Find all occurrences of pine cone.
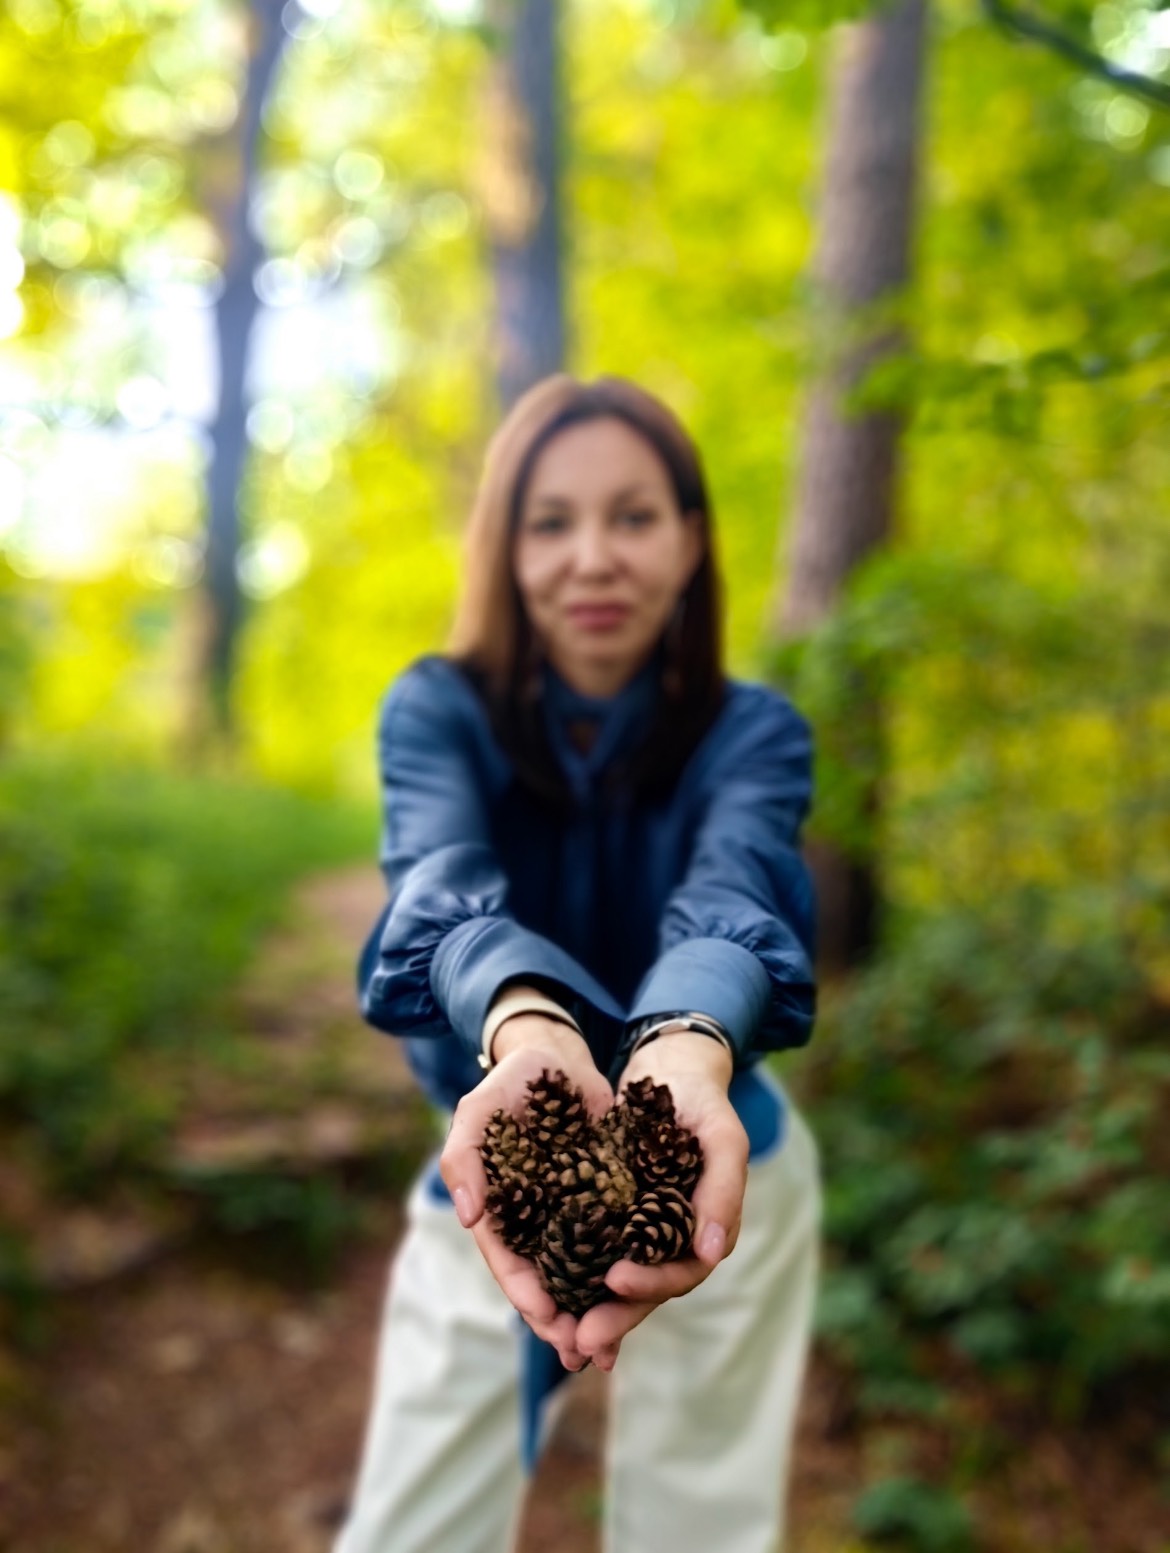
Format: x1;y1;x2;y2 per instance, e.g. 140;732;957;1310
537;1201;622;1317
481;1100;549;1255
598;1105;630;1159
482;1109;541;1189
630;1120;703;1198
547;1137;636;1214
621;1187;695;1265
524;1070;591;1155
618;1077;703;1199
485;1175;547;1257
620;1076;678;1130
478;1069;702;1309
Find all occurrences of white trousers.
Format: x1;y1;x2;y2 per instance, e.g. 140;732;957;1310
335;1097;821;1553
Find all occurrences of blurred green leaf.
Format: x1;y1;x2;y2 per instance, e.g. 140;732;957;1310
853;1476;975;1553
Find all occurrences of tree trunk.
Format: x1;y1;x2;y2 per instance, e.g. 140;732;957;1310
775;0;930;971
191;0;288;749
477;0;568;411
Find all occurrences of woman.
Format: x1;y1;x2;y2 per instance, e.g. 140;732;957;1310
337;374;821;1553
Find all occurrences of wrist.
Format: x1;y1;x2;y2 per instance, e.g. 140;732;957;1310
624;1029;734;1087
493;1012;592;1066
480;983;583;1071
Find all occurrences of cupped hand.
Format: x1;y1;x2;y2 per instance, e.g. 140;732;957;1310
439;1013;614;1369
468;1212;586;1367
576;1029;748;1370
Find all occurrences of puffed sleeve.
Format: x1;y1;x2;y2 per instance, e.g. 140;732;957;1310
621;689;817;1063
358;660;627;1059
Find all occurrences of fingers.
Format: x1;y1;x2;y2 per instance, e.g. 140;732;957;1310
578;1064;620;1121
470;1218;585;1366
589;1343;621;1373
604;1254;710;1302
690;1117;749;1266
577;1296;655;1356
440;1094;495;1225
575;1251;716;1364
471;1217;554;1328
549;1312;591;1372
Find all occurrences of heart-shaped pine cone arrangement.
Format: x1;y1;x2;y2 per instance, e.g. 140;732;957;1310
480;1069;704;1318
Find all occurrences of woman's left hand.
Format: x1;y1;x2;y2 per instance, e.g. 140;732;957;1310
575;1029;749;1370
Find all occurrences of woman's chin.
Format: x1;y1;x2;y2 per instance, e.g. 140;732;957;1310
550;640;659;695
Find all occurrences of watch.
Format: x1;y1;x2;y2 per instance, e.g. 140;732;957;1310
626;1011;733;1060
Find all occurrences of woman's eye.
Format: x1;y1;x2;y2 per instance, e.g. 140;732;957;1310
529;513;569;535
618;508;656;529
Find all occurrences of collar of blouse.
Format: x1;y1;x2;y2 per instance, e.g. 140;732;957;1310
540;649;662;794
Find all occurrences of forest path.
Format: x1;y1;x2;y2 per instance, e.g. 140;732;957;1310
0;865;856;1553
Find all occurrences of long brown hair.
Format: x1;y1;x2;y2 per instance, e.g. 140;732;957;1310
447;373;726;806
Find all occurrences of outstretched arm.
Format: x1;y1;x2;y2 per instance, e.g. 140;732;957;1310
579;691;817;1366
359;658;627;1055
617;689;817;1064
359;659;626;1365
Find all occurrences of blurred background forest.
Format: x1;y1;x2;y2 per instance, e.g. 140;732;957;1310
1;0;1169;1547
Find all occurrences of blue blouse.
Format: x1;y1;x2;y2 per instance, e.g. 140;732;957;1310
356;650;818;1467
357;651;817;1119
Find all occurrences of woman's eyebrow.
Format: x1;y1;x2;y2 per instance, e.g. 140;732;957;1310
531;483;655;510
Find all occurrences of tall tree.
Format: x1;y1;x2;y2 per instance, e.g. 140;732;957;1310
194;0;290;746
478;0;568;410
774;0;930;970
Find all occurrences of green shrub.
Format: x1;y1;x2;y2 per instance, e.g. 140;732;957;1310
768;543;1170;1421
805;895;1170;1417
0;754;371;1181
178;1167;363;1280
852;1476;975;1553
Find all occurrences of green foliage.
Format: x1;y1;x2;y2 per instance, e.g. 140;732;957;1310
5;0;1169;787
0;569;34;747
0;1225;48;1348
0;753;371;1182
569;0;824;669
852;1476;975;1553
772;544;1170;938
777;515;1170;1441
732;0;878;29
236;428;462;790
176;1167;362;1281
806;900;1170;1414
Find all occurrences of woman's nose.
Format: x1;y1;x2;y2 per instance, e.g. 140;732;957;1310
572;524;616;577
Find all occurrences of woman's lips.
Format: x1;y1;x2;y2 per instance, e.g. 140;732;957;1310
566;603;631;631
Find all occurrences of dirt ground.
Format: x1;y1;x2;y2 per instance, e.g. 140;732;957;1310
1;868;1166;1553
0;1220;866;1553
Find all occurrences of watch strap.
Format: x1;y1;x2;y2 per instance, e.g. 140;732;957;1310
626;1010;733;1061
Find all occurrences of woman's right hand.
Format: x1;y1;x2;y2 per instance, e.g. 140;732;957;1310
439;1014;614;1369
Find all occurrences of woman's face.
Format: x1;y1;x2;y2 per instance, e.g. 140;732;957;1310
513;416;704;698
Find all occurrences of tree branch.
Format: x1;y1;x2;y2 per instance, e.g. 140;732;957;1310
980;0;1170;108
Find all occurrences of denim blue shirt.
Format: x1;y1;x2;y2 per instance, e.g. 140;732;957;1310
357;651;817;1117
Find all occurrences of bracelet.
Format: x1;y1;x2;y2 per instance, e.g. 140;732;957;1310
478;987;584;1072
626;1011;733;1061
